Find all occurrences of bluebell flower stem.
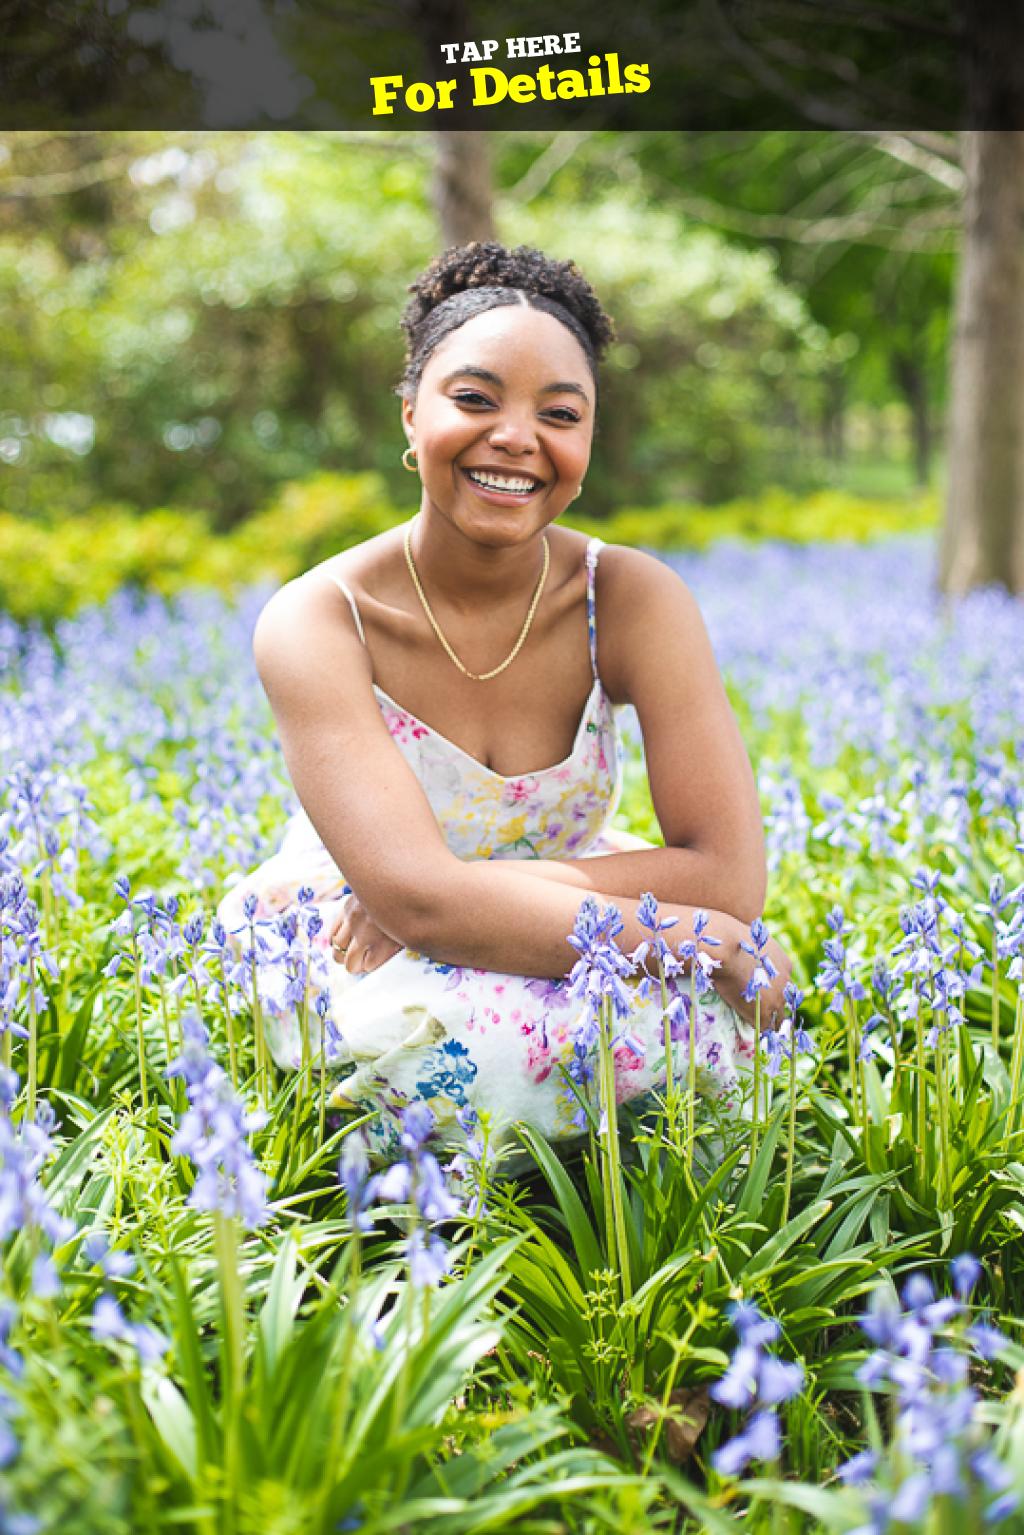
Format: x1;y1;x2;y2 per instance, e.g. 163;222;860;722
686;963;698;1176
157;973;173;1067
217;952;238;1091
322;1234;362;1517
120;1369;161;1534
27;951;38;1124
130;931;149;1117
991;930;1000;1052
599;995;632;1301
40;864;56;959
844;998;860;1134
213;1209;245;1526
640;1312;700;1476
246;917;268;1104
391;1276;417;1445
659;959;674;1110
0;919;7;1071
296;985;311;1122
1008;987;1024;1140
936;1021;952;1209
888;1003;902;1099
318;1015;326;1145
461;1118;492;1277
750;995;762;1165
914;1007;927;1188
782;1023;798;1226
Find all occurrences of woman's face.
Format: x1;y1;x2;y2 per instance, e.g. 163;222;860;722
402;304;595;549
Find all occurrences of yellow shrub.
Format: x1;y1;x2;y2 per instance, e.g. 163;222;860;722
0;480;939;622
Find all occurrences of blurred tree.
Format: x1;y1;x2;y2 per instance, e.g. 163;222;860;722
940;131;1024;595
431;132;494;246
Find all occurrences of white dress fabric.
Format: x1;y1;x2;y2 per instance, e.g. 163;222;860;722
217;539;755;1161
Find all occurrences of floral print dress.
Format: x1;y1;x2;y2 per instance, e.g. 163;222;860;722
217;539;755;1159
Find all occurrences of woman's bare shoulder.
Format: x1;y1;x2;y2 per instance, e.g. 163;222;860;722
590;542;704;700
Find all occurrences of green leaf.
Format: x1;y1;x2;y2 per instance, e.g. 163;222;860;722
513;1123;604;1277
140;1374;198;1482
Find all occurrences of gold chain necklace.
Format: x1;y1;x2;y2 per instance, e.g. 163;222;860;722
403;523;550;682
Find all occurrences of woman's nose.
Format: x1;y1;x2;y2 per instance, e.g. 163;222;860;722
487;412;539;455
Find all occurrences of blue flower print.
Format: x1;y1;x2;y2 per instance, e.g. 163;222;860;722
415;1039;479;1106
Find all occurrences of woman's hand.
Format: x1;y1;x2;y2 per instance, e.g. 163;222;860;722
328;892;403;975
710;917;793;1032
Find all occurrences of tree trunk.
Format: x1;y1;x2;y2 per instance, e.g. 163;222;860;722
819;368;846;465
891;352;931;488
431;132;495;249
940;131;1024;594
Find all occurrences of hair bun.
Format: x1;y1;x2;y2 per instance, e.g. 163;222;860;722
401;241;615;362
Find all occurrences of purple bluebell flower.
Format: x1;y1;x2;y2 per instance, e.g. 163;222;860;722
166;1013;269;1228
415;1153;461;1223
407;1229;451;1288
966;1320;1008;1361
816;907;867;1016
353;1102;463;1287
565;897;640;1125
950;1253;982;1300
0;1305;23;1382
711;1300;802;1479
89;1293;169;1363
0;1072;75;1272
739;919;778;1004
339;1138;375;1234
632;892;682;978
846;1259;1017;1527
838;1449;879;1485
400;1102;436;1153
82;1230;136;1280
676;909;723;999
712;1408;781;1477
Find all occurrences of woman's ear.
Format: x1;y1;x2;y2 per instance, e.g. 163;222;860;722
401;395;415;444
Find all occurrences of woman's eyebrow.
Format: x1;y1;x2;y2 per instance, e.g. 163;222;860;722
441;365;590;404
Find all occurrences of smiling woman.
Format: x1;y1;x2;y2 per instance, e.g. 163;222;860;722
217;241;791;1164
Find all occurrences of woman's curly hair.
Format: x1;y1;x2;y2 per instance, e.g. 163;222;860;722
397;241;616;403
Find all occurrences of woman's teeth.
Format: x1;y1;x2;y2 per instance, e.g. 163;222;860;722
466;470;539;494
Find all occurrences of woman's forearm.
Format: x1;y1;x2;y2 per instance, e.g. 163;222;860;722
403;860;787;1029
476;848;766;927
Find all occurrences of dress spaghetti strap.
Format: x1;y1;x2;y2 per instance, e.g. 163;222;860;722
321;571;367;646
584;537;604;681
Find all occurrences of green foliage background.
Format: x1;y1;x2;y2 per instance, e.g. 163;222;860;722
0;130;954;542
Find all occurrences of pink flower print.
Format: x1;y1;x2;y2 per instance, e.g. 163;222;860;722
527;1048;554;1084
506;776;540;805
613;1045;645;1103
386;708;429;743
525;1022;553;1081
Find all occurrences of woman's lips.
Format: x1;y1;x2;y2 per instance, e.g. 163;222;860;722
461;467;545;504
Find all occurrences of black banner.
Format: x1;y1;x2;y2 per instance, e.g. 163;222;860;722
3;0;1021;130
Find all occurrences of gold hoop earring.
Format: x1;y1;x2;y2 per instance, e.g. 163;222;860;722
402;446;418;472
